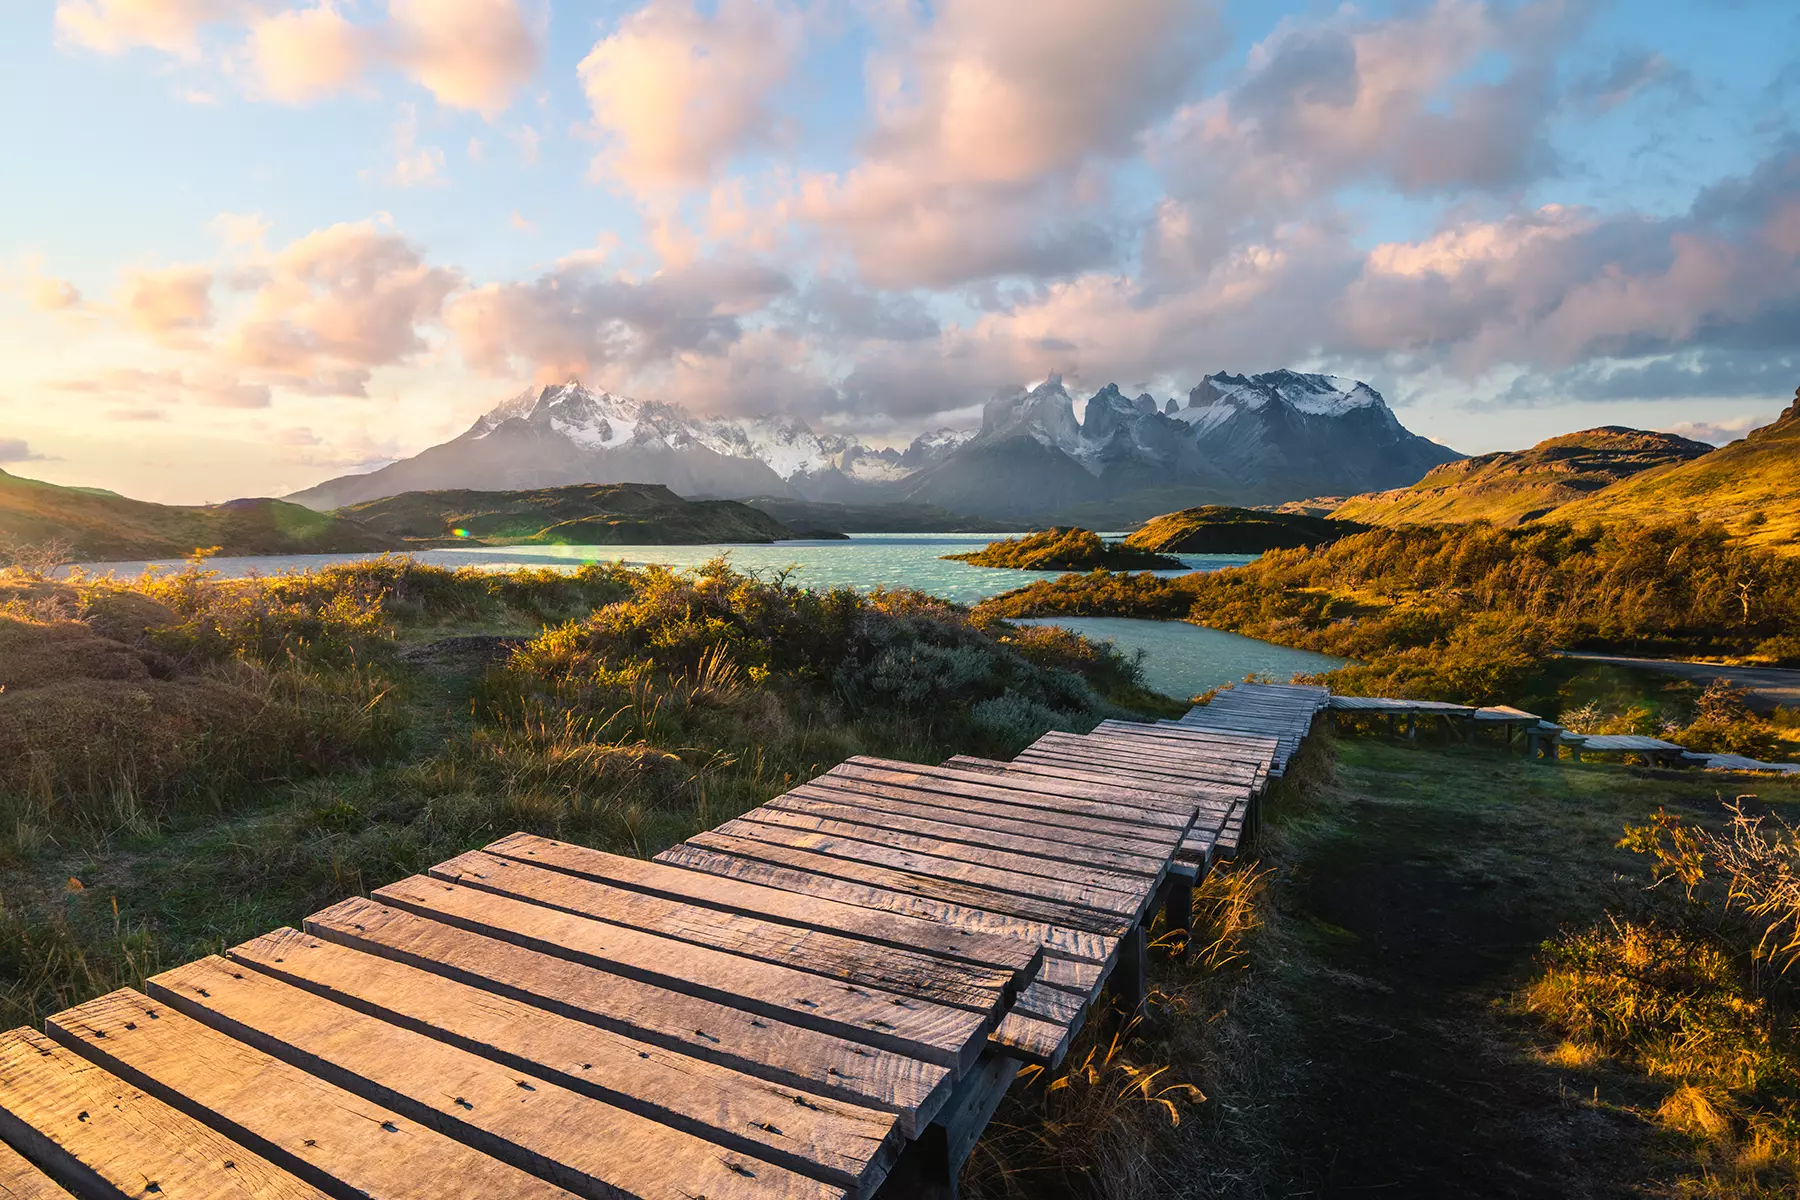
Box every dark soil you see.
[1271,747,1675,1199]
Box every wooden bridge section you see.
[0,683,1327,1200]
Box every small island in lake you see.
[944,526,1184,570]
[333,482,797,546]
[1123,505,1365,554]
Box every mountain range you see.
[287,371,1462,522]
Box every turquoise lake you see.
[76,533,1346,698]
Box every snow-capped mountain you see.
[287,372,1456,520]
[286,382,969,511]
[897,371,1461,521]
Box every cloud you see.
[28,275,84,312]
[1336,145,1800,372]
[384,104,447,187]
[1661,413,1776,445]
[62,0,543,113]
[579,0,803,192]
[387,0,544,114]
[1574,49,1696,114]
[55,0,241,57]
[446,257,795,404]
[247,2,370,103]
[1149,0,1580,280]
[223,220,462,395]
[47,366,269,409]
[115,265,213,345]
[783,0,1216,289]
[0,438,53,464]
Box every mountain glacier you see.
[287,372,1458,520]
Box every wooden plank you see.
[1044,734,1267,780]
[900,758,1211,817]
[727,809,1157,897]
[373,874,991,1071]
[303,897,952,1139]
[827,760,1194,832]
[225,930,900,1194]
[939,1055,1024,1172]
[1017,742,1262,786]
[44,989,575,1200]
[805,774,1185,851]
[484,835,1038,980]
[661,839,1123,963]
[1090,722,1281,764]
[0,1139,72,1200]
[1019,740,1264,786]
[1009,983,1083,1027]
[149,957,845,1200]
[949,757,1242,822]
[709,819,1148,920]
[1035,956,1104,1000]
[768,788,1167,877]
[988,1012,1071,1070]
[429,851,1011,1013]
[1020,741,1260,787]
[0,1026,329,1200]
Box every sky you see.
[1,0,1797,504]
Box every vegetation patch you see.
[1123,505,1364,554]
[335,482,796,546]
[946,527,1183,571]
[0,552,1166,1027]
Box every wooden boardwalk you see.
[0,683,1327,1200]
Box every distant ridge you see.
[287,371,1460,521]
[1333,426,1715,528]
[1548,388,1800,552]
[0,468,399,562]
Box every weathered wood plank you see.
[373,874,991,1071]
[303,897,953,1138]
[429,851,1011,1013]
[1014,749,1259,794]
[0,1026,328,1200]
[149,957,846,1200]
[1009,982,1084,1027]
[226,929,900,1194]
[988,1012,1071,1070]
[45,988,575,1200]
[1035,729,1266,773]
[485,835,1038,979]
[1035,956,1104,1000]
[709,819,1148,919]
[827,761,1194,832]
[727,809,1157,897]
[768,789,1167,876]
[803,775,1184,851]
[945,758,1240,826]
[1018,743,1259,789]
[665,838,1125,961]
[0,1138,72,1200]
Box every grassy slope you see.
[1123,504,1363,553]
[944,527,1182,570]
[741,496,1028,535]
[1551,401,1800,554]
[0,469,401,561]
[335,482,797,545]
[966,732,1800,1196]
[1332,426,1715,529]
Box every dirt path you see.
[1267,741,1681,1199]
[1559,651,1800,711]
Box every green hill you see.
[0,469,401,562]
[1123,505,1364,553]
[1332,427,1714,528]
[944,527,1183,570]
[739,497,1025,534]
[1550,392,1800,553]
[336,482,796,545]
